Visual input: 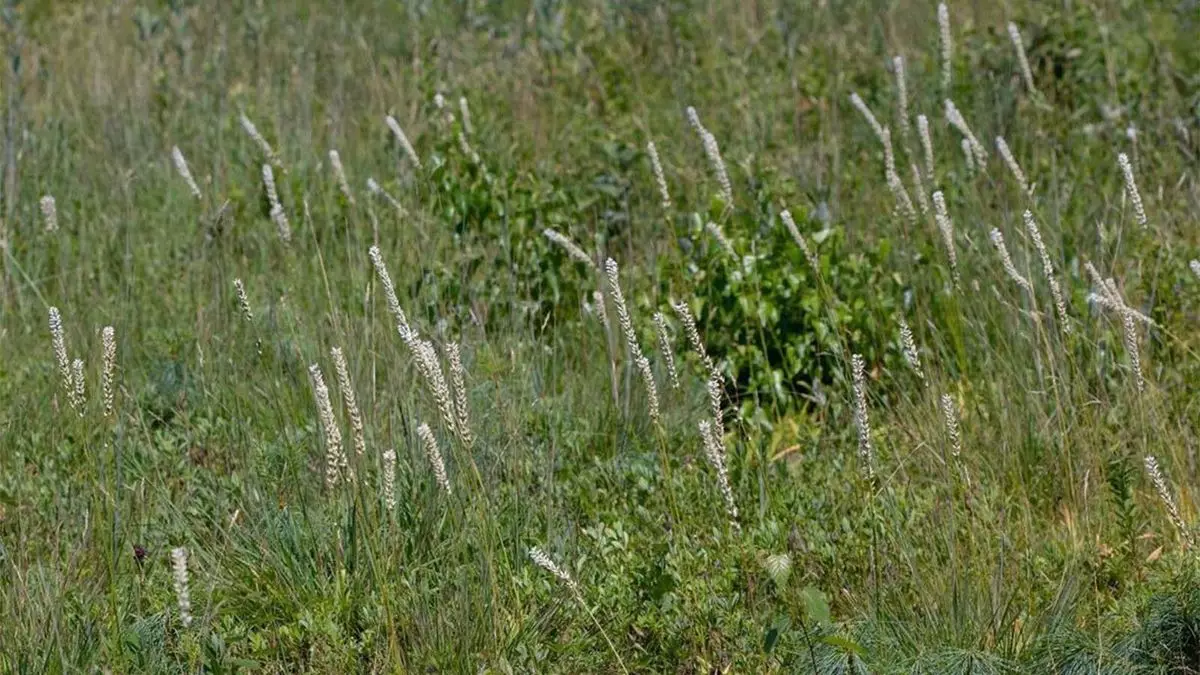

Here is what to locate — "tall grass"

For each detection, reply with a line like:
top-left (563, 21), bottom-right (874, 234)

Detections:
top-left (1, 1), bottom-right (1199, 672)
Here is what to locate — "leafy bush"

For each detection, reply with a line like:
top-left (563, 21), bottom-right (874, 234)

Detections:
top-left (667, 179), bottom-right (903, 422)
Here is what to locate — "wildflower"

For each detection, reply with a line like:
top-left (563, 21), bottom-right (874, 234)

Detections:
top-left (432, 93), bottom-right (454, 124)
top-left (1084, 261), bottom-right (1109, 297)
top-left (1084, 263), bottom-right (1155, 326)
top-left (881, 127), bottom-right (897, 178)
top-left (258, 162), bottom-right (279, 206)
top-left (685, 106), bottom-right (705, 135)
top-left (270, 205), bottom-right (291, 242)
top-left (849, 93), bottom-right (897, 175)
top-left (457, 132), bottom-right (480, 164)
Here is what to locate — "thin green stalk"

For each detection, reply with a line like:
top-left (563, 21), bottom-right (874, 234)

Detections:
top-left (573, 590), bottom-right (629, 675)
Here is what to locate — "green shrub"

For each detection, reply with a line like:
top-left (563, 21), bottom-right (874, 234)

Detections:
top-left (667, 177), bottom-right (903, 422)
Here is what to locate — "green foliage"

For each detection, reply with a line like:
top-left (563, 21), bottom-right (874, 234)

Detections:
top-left (678, 194), bottom-right (902, 419)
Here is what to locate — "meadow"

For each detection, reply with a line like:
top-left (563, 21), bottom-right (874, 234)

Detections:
top-left (2, 0), bottom-right (1200, 672)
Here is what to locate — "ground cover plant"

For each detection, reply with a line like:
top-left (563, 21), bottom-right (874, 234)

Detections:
top-left (2, 0), bottom-right (1200, 671)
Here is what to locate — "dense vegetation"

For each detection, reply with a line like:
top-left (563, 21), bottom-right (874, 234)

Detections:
top-left (2, 0), bottom-right (1200, 671)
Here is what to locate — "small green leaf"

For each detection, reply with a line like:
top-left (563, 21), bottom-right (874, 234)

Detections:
top-left (764, 553), bottom-right (792, 586)
top-left (821, 634), bottom-right (866, 656)
top-left (763, 615), bottom-right (791, 653)
top-left (800, 586), bottom-right (831, 625)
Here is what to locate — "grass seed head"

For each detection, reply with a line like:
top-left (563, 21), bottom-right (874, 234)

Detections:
top-left (1117, 153), bottom-right (1147, 227)
top-left (529, 546), bottom-right (579, 594)
top-left (940, 394), bottom-right (961, 457)
top-left (171, 146), bottom-right (202, 199)
top-left (331, 347), bottom-right (366, 457)
top-left (990, 228), bottom-right (1032, 293)
top-left (542, 229), bottom-right (597, 271)
top-left (101, 326), bottom-right (116, 418)
top-left (328, 150), bottom-right (355, 204)
top-left (171, 547), bottom-right (193, 628)
top-left (851, 354), bottom-right (875, 479)
top-left (40, 195), bottom-right (58, 233)
top-left (49, 307), bottom-right (72, 409)
top-left (1008, 22), bottom-right (1037, 95)
top-left (938, 3), bottom-right (952, 89)
top-left (446, 342), bottom-right (474, 449)
top-left (418, 422), bottom-right (451, 495)
top-left (646, 140), bottom-right (671, 210)
top-left (385, 115), bottom-right (422, 169)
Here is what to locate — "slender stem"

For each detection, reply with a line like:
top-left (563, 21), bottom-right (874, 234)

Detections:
top-left (656, 425), bottom-right (680, 532)
top-left (574, 591), bottom-right (629, 674)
